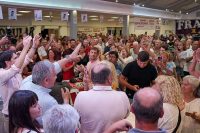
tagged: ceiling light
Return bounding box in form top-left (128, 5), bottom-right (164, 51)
top-left (133, 3), bottom-right (136, 6)
top-left (18, 11), bottom-right (31, 13)
top-left (16, 14), bottom-right (23, 16)
top-left (44, 16), bottom-right (53, 18)
top-left (166, 9), bottom-right (169, 11)
top-left (186, 12), bottom-right (189, 14)
top-left (179, 10), bottom-right (182, 14)
top-left (142, 4), bottom-right (144, 7)
top-left (90, 18), bottom-right (99, 21)
top-left (111, 17), bottom-right (119, 19)
top-left (107, 19), bottom-right (115, 21)
top-left (89, 16), bottom-right (98, 18)
top-left (115, 0), bottom-right (118, 3)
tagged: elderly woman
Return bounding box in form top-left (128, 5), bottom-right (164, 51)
top-left (181, 75), bottom-right (200, 133)
top-left (153, 75), bottom-right (184, 133)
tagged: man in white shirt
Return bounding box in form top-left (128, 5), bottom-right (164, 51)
top-left (20, 43), bottom-right (81, 124)
top-left (74, 62), bottom-right (130, 133)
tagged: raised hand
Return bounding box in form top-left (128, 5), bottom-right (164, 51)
top-left (0, 36), bottom-right (9, 45)
top-left (69, 43), bottom-right (82, 61)
top-left (23, 35), bottom-right (32, 49)
top-left (33, 35), bottom-right (42, 48)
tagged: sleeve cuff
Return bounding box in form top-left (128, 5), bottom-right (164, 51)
top-left (53, 62), bottom-right (62, 74)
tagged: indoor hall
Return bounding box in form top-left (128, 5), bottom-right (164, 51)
top-left (0, 0), bottom-right (200, 133)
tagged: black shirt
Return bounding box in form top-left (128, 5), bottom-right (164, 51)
top-left (122, 61), bottom-right (157, 99)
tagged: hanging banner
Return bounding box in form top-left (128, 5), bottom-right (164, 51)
top-left (100, 15), bottom-right (104, 23)
top-left (61, 12), bottom-right (68, 21)
top-left (81, 14), bottom-right (87, 23)
top-left (8, 8), bottom-right (17, 20)
top-left (0, 6), bottom-right (3, 19)
top-left (133, 17), bottom-right (159, 30)
top-left (176, 20), bottom-right (200, 35)
top-left (34, 10), bottom-right (42, 21)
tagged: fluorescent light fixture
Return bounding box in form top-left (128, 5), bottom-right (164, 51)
top-left (18, 11), bottom-right (31, 13)
top-left (44, 16), bottom-right (53, 18)
top-left (111, 17), bottom-right (119, 19)
top-left (16, 14), bottom-right (23, 16)
top-left (107, 19), bottom-right (115, 21)
top-left (89, 15), bottom-right (98, 18)
top-left (90, 18), bottom-right (99, 21)
top-left (186, 13), bottom-right (189, 14)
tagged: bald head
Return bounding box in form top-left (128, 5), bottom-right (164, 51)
top-left (135, 87), bottom-right (161, 108)
top-left (91, 63), bottom-right (111, 85)
top-left (132, 88), bottom-right (163, 123)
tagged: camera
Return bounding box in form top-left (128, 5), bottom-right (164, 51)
top-left (6, 27), bottom-right (17, 45)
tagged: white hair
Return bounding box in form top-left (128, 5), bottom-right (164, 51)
top-left (42, 104), bottom-right (80, 133)
top-left (32, 60), bottom-right (54, 85)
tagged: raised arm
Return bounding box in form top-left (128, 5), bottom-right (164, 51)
top-left (189, 50), bottom-right (200, 78)
top-left (15, 36), bottom-right (32, 68)
top-left (0, 36), bottom-right (9, 45)
top-left (57, 43), bottom-right (82, 69)
top-left (103, 120), bottom-right (132, 133)
top-left (27, 35), bottom-right (41, 59)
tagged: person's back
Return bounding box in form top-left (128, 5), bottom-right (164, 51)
top-left (75, 89), bottom-right (129, 133)
top-left (74, 62), bottom-right (130, 133)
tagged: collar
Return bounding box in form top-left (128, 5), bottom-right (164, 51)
top-left (92, 86), bottom-right (113, 91)
top-left (32, 81), bottom-right (51, 93)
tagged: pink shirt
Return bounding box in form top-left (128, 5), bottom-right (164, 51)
top-left (74, 86), bottom-right (130, 133)
top-left (0, 55), bottom-right (31, 115)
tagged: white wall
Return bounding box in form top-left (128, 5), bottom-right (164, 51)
top-left (0, 16), bottom-right (176, 36)
top-left (129, 17), bottom-right (175, 36)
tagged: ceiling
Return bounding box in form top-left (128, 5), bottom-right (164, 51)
top-left (102, 0), bottom-right (200, 14)
top-left (0, 5), bottom-right (123, 22)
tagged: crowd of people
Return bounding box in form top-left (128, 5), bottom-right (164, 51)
top-left (0, 32), bottom-right (200, 133)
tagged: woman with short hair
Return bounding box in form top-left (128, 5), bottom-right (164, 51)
top-left (9, 90), bottom-right (42, 133)
top-left (181, 75), bottom-right (200, 133)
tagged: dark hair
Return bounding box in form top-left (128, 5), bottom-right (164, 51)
top-left (133, 91), bottom-right (163, 123)
top-left (70, 39), bottom-right (76, 42)
top-left (91, 64), bottom-right (111, 84)
top-left (138, 51), bottom-right (149, 62)
top-left (56, 72), bottom-right (63, 82)
top-left (0, 50), bottom-right (14, 69)
top-left (47, 49), bottom-right (56, 60)
top-left (9, 90), bottom-right (41, 133)
top-left (109, 51), bottom-right (119, 59)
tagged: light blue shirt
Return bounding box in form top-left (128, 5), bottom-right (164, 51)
top-left (128, 128), bottom-right (166, 133)
top-left (20, 62), bottom-right (61, 124)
